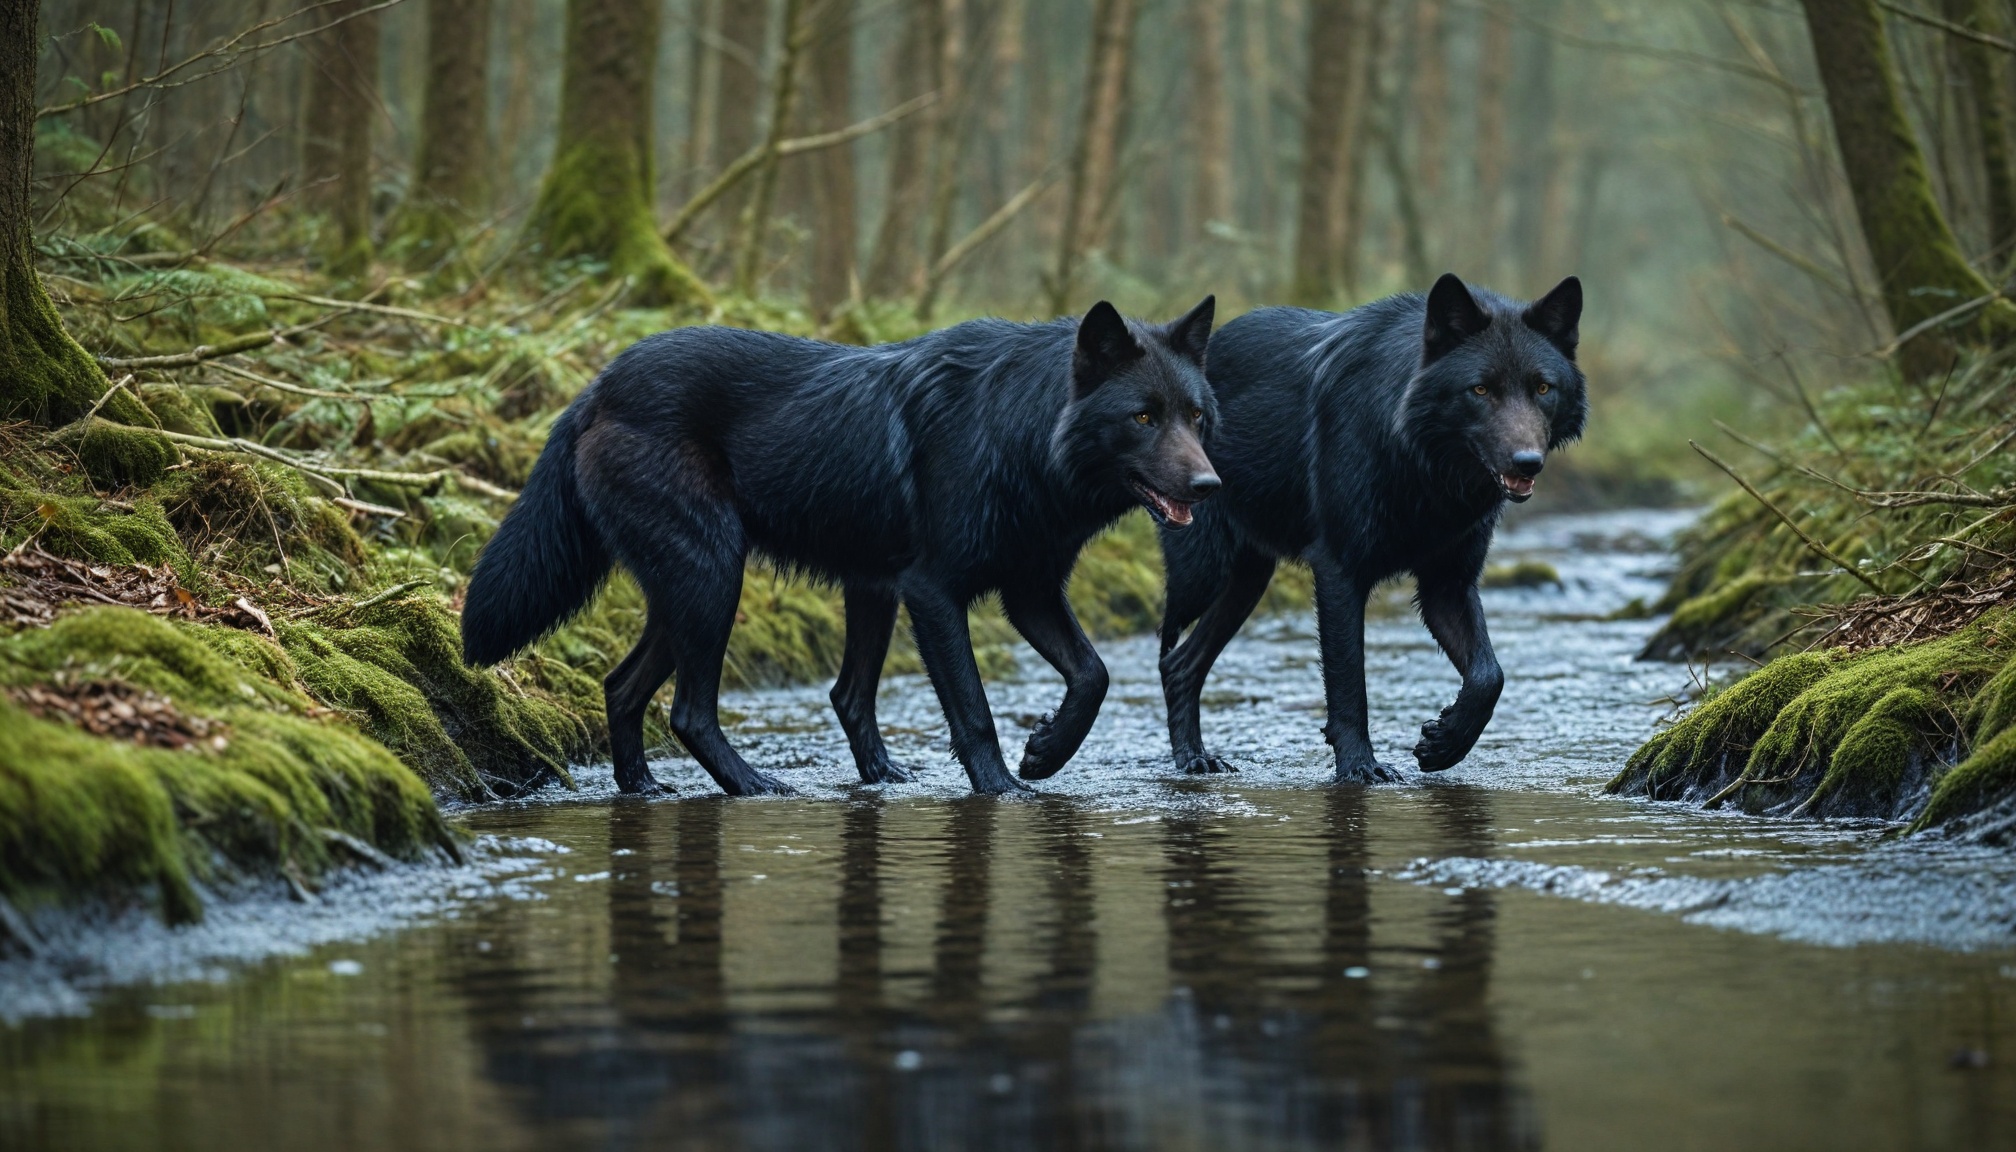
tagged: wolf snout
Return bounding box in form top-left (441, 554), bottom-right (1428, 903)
top-left (1187, 472), bottom-right (1222, 499)
top-left (1509, 451), bottom-right (1544, 478)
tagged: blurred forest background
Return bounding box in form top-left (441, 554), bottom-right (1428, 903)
top-left (28, 0), bottom-right (1967, 500)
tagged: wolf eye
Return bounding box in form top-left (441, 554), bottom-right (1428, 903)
top-left (1135, 412), bottom-right (1153, 425)
top-left (1472, 385), bottom-right (1490, 396)
top-left (1189, 407), bottom-right (1203, 423)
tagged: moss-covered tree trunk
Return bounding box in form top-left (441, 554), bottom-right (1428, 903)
top-left (522, 0), bottom-right (707, 307)
top-left (0, 3), bottom-right (129, 426)
top-left (391, 0), bottom-right (493, 271)
top-left (301, 0), bottom-right (380, 276)
top-left (1047, 0), bottom-right (1140, 314)
top-left (1942, 0), bottom-right (2016, 268)
top-left (1801, 0), bottom-right (2013, 374)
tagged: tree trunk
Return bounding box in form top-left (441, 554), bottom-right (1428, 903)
top-left (1943, 0), bottom-right (2016, 267)
top-left (1332, 0), bottom-right (1387, 297)
top-left (1473, 6), bottom-right (1512, 265)
top-left (685, 0), bottom-right (721, 193)
top-left (522, 0), bottom-right (708, 306)
top-left (1290, 0), bottom-right (1355, 306)
top-left (392, 0), bottom-right (493, 271)
top-left (1410, 0), bottom-right (1447, 200)
top-left (712, 0), bottom-right (770, 229)
top-left (1048, 0), bottom-right (1141, 314)
top-left (1801, 0), bottom-right (2009, 373)
top-left (302, 0), bottom-right (380, 275)
top-left (865, 0), bottom-right (937, 298)
top-left (806, 0), bottom-right (858, 317)
top-left (498, 0), bottom-right (538, 191)
top-left (919, 0), bottom-right (970, 307)
top-left (1188, 0), bottom-right (1232, 233)
top-left (0, 2), bottom-right (129, 425)
top-left (733, 0), bottom-right (811, 297)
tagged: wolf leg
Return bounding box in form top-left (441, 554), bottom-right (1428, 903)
top-left (653, 552), bottom-right (796, 798)
top-left (1158, 546), bottom-right (1275, 774)
top-left (832, 583), bottom-right (913, 784)
top-left (1412, 578), bottom-right (1504, 772)
top-left (901, 578), bottom-right (1029, 795)
top-left (604, 614), bottom-right (679, 794)
top-left (1003, 584), bottom-right (1108, 781)
top-left (1312, 560), bottom-right (1405, 784)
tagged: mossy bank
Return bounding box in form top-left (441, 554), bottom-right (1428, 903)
top-left (1620, 356), bottom-right (2016, 836)
top-left (0, 252), bottom-right (1213, 933)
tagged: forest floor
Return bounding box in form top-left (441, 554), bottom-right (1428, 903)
top-left (1608, 350), bottom-right (2016, 842)
top-left (3, 240), bottom-right (1321, 936)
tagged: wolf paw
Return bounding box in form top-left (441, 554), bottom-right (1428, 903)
top-left (860, 750), bottom-right (917, 785)
top-left (1414, 707), bottom-right (1483, 772)
top-left (1176, 751), bottom-right (1238, 774)
top-left (615, 768), bottom-right (671, 795)
top-left (1019, 714), bottom-right (1070, 780)
top-left (728, 770), bottom-right (797, 797)
top-left (1336, 758), bottom-right (1407, 785)
top-left (975, 770), bottom-right (1036, 796)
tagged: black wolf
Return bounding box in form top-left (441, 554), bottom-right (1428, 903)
top-left (461, 300), bottom-right (1221, 796)
top-left (1158, 274), bottom-right (1585, 783)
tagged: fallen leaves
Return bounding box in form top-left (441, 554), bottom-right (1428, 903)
top-left (8, 677), bottom-right (228, 752)
top-left (0, 545), bottom-right (280, 637)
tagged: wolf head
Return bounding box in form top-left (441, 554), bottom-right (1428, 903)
top-left (1053, 297), bottom-right (1222, 528)
top-left (1401, 273), bottom-right (1587, 505)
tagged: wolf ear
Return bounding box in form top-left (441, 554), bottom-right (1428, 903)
top-left (1523, 275), bottom-right (1582, 357)
top-left (1073, 300), bottom-right (1144, 398)
top-left (1423, 273), bottom-right (1490, 362)
top-left (1163, 295), bottom-right (1216, 367)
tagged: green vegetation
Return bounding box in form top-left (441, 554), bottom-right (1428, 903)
top-left (1620, 355), bottom-right (2016, 829)
top-left (0, 248), bottom-right (1216, 924)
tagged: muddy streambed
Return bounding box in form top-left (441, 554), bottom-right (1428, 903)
top-left (3, 508), bottom-right (2015, 1150)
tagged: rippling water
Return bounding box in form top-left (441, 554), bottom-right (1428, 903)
top-left (4, 508), bottom-right (2014, 1151)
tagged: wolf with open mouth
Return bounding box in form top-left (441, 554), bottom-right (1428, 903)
top-left (461, 297), bottom-right (1220, 797)
top-left (1156, 273), bottom-right (1587, 784)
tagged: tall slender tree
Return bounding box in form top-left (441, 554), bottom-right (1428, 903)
top-left (713, 0), bottom-right (770, 230)
top-left (805, 0), bottom-right (858, 317)
top-left (1800, 0), bottom-right (2011, 374)
top-left (522, 0), bottom-right (708, 305)
top-left (1291, 0), bottom-right (1355, 305)
top-left (301, 0), bottom-right (380, 275)
top-left (391, 0), bottom-right (494, 271)
top-left (865, 0), bottom-right (937, 298)
top-left (1048, 0), bottom-right (1141, 313)
top-left (0, 2), bottom-right (133, 424)
top-left (1473, 6), bottom-right (1512, 265)
top-left (1410, 0), bottom-right (1448, 199)
top-left (1941, 0), bottom-right (2016, 267)
top-left (1188, 0), bottom-right (1232, 233)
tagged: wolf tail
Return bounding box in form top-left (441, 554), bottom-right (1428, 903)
top-left (461, 407), bottom-right (611, 666)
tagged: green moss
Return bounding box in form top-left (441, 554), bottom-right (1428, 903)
top-left (1610, 651), bottom-right (1834, 801)
top-left (1, 260), bottom-right (150, 427)
top-left (137, 383), bottom-right (225, 438)
top-left (1481, 559), bottom-right (1563, 589)
top-left (1618, 615), bottom-right (2016, 822)
top-left (522, 139), bottom-right (710, 309)
top-left (281, 594), bottom-right (588, 798)
top-left (56, 421), bottom-right (177, 489)
top-left (1070, 513), bottom-right (1166, 639)
top-left (1917, 722), bottom-right (2016, 830)
top-left (0, 609), bottom-right (455, 924)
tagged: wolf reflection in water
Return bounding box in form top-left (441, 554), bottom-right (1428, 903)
top-left (453, 787), bottom-right (1536, 1150)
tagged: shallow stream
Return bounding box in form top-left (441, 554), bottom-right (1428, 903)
top-left (4, 508), bottom-right (2015, 1150)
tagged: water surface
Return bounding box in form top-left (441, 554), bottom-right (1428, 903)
top-left (4, 508), bottom-right (2013, 1151)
